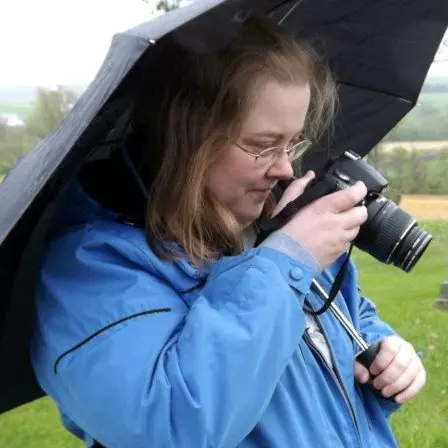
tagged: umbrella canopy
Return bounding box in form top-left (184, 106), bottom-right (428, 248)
top-left (0, 0), bottom-right (446, 414)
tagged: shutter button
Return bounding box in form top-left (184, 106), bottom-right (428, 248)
top-left (290, 267), bottom-right (304, 281)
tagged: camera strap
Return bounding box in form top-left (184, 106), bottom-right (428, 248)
top-left (254, 176), bottom-right (337, 246)
top-left (309, 243), bottom-right (354, 315)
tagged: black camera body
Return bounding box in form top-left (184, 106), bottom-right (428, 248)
top-left (258, 150), bottom-right (432, 272)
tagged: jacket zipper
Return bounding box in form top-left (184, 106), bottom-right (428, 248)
top-left (356, 383), bottom-right (372, 432)
top-left (303, 315), bottom-right (363, 447)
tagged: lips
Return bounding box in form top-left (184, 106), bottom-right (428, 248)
top-left (249, 188), bottom-right (273, 198)
top-left (250, 184), bottom-right (275, 193)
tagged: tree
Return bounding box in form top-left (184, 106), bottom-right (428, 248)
top-left (425, 148), bottom-right (448, 193)
top-left (408, 148), bottom-right (426, 194)
top-left (142, 0), bottom-right (186, 13)
top-left (381, 147), bottom-right (411, 191)
top-left (0, 125), bottom-right (37, 176)
top-left (365, 145), bottom-right (384, 171)
top-left (384, 96), bottom-right (448, 142)
top-left (25, 85), bottom-right (78, 139)
top-left (0, 85), bottom-right (78, 178)
top-left (154, 0), bottom-right (182, 11)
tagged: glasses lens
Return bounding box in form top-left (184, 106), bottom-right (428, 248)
top-left (254, 148), bottom-right (278, 167)
top-left (253, 140), bottom-right (312, 166)
top-left (288, 140), bottom-right (311, 161)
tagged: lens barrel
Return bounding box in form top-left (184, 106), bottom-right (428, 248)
top-left (355, 196), bottom-right (432, 272)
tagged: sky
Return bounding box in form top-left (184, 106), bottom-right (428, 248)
top-left (0, 0), bottom-right (447, 87)
top-left (0, 0), bottom-right (158, 86)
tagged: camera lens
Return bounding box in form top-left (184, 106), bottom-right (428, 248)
top-left (355, 196), bottom-right (432, 272)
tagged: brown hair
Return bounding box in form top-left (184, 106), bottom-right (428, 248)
top-left (129, 15), bottom-right (338, 265)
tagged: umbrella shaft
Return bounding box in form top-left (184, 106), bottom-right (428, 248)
top-left (311, 280), bottom-right (369, 351)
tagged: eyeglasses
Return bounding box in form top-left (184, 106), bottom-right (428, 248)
top-left (234, 138), bottom-right (312, 167)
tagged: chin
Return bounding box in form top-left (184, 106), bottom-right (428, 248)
top-left (235, 208), bottom-right (264, 228)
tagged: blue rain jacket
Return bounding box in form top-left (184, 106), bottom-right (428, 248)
top-left (31, 182), bottom-right (401, 448)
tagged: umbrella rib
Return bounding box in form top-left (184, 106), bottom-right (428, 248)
top-left (337, 80), bottom-right (414, 105)
top-left (276, 0), bottom-right (303, 25)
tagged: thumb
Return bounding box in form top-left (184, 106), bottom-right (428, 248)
top-left (354, 361), bottom-right (371, 384)
top-left (271, 170), bottom-right (315, 218)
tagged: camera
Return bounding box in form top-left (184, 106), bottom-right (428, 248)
top-left (258, 150), bottom-right (432, 273)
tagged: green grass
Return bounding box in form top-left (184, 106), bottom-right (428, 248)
top-left (351, 220), bottom-right (448, 447)
top-left (0, 220), bottom-right (447, 447)
top-left (0, 398), bottom-right (81, 448)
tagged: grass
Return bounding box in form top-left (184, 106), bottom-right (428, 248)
top-left (0, 220), bottom-right (447, 447)
top-left (0, 398), bottom-right (81, 448)
top-left (352, 220), bottom-right (448, 447)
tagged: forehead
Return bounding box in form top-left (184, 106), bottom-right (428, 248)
top-left (241, 80), bottom-right (311, 136)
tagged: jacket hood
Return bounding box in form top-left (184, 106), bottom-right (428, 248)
top-left (49, 181), bottom-right (120, 240)
top-left (49, 148), bottom-right (147, 240)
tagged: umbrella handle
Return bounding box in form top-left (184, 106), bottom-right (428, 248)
top-left (356, 341), bottom-right (400, 402)
top-left (355, 341), bottom-right (381, 369)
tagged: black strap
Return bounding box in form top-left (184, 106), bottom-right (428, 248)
top-left (310, 244), bottom-right (354, 315)
top-left (255, 175), bottom-right (337, 246)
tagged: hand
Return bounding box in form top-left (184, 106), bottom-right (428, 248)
top-left (279, 177), bottom-right (368, 270)
top-left (354, 335), bottom-right (426, 404)
top-left (271, 170), bottom-right (316, 217)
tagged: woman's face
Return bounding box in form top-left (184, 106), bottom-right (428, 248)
top-left (206, 79), bottom-right (311, 227)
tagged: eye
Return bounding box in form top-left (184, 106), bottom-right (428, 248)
top-left (245, 141), bottom-right (275, 152)
top-left (259, 142), bottom-right (275, 149)
top-left (250, 140), bottom-right (274, 147)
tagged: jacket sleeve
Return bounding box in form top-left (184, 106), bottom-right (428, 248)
top-left (358, 295), bottom-right (397, 346)
top-left (34, 228), bottom-right (316, 448)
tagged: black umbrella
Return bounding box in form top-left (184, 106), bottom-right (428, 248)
top-left (0, 0), bottom-right (446, 415)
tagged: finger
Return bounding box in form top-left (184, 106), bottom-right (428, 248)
top-left (318, 181), bottom-right (367, 214)
top-left (345, 227), bottom-right (361, 243)
top-left (338, 205), bottom-right (368, 231)
top-left (372, 345), bottom-right (413, 390)
top-left (394, 369), bottom-right (427, 404)
top-left (271, 170), bottom-right (315, 217)
top-left (380, 357), bottom-right (421, 398)
top-left (354, 361), bottom-right (371, 384)
top-left (369, 336), bottom-right (403, 376)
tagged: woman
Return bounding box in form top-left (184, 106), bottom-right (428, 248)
top-left (31, 15), bottom-right (425, 448)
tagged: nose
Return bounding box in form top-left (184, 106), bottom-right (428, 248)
top-left (265, 152), bottom-right (294, 181)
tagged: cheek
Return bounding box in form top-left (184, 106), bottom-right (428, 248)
top-left (208, 165), bottom-right (244, 200)
top-left (208, 150), bottom-right (258, 192)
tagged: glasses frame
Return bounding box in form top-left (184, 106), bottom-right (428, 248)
top-left (234, 138), bottom-right (312, 165)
